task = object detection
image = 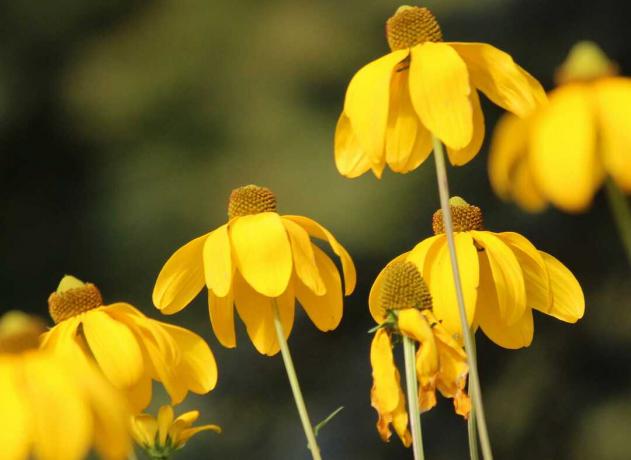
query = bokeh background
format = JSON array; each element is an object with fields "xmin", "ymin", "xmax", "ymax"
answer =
[{"xmin": 1, "ymin": 0, "xmax": 631, "ymax": 458}]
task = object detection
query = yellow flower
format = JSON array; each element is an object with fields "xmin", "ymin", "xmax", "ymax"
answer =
[
  {"xmin": 370, "ymin": 262, "xmax": 469, "ymax": 446},
  {"xmin": 41, "ymin": 275, "xmax": 217, "ymax": 412},
  {"xmin": 335, "ymin": 5, "xmax": 545, "ymax": 178},
  {"xmin": 0, "ymin": 311, "xmax": 131, "ymax": 460},
  {"xmin": 489, "ymin": 41, "xmax": 631, "ymax": 212},
  {"xmin": 153, "ymin": 184, "xmax": 356, "ymax": 356},
  {"xmin": 370, "ymin": 197, "xmax": 585, "ymax": 349},
  {"xmin": 132, "ymin": 404, "xmax": 220, "ymax": 458}
]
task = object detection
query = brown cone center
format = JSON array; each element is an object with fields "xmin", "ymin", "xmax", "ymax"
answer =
[
  {"xmin": 379, "ymin": 261, "xmax": 432, "ymax": 312},
  {"xmin": 48, "ymin": 284, "xmax": 103, "ymax": 324},
  {"xmin": 228, "ymin": 185, "xmax": 277, "ymax": 219},
  {"xmin": 432, "ymin": 200, "xmax": 484, "ymax": 234},
  {"xmin": 386, "ymin": 6, "xmax": 443, "ymax": 51}
]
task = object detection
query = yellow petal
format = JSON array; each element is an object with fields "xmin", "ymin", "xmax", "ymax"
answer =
[
  {"xmin": 295, "ymin": 246, "xmax": 343, "ymax": 331},
  {"xmin": 230, "ymin": 212, "xmax": 292, "ymax": 297},
  {"xmin": 368, "ymin": 252, "xmax": 410, "ymax": 323},
  {"xmin": 472, "ymin": 231, "xmax": 526, "ymax": 325},
  {"xmin": 0, "ymin": 360, "xmax": 30, "ymax": 460},
  {"xmin": 397, "ymin": 309, "xmax": 439, "ymax": 379},
  {"xmin": 335, "ymin": 113, "xmax": 374, "ymax": 178},
  {"xmin": 282, "ymin": 218, "xmax": 325, "ymax": 295},
  {"xmin": 127, "ymin": 374, "xmax": 153, "ymax": 414},
  {"xmin": 593, "ymin": 77, "xmax": 631, "ymax": 190},
  {"xmin": 530, "ymin": 84, "xmax": 601, "ymax": 212},
  {"xmin": 82, "ymin": 310, "xmax": 144, "ymax": 388},
  {"xmin": 157, "ymin": 405, "xmax": 174, "ymax": 446},
  {"xmin": 283, "ymin": 215, "xmax": 356, "ymax": 295},
  {"xmin": 449, "ymin": 42, "xmax": 546, "ymax": 117},
  {"xmin": 539, "ymin": 251, "xmax": 585, "ymax": 322},
  {"xmin": 344, "ymin": 50, "xmax": 409, "ymax": 164},
  {"xmin": 370, "ymin": 329, "xmax": 399, "ymax": 413},
  {"xmin": 153, "ymin": 233, "xmax": 207, "ymax": 314},
  {"xmin": 208, "ymin": 289, "xmax": 236, "ymax": 348},
  {"xmin": 406, "ymin": 234, "xmax": 443, "ymax": 273},
  {"xmin": 179, "ymin": 424, "xmax": 222, "ymax": 444},
  {"xmin": 409, "ymin": 42, "xmax": 473, "ymax": 149},
  {"xmin": 475, "ymin": 253, "xmax": 534, "ymax": 349},
  {"xmin": 429, "ymin": 234, "xmax": 478, "ymax": 339},
  {"xmin": 233, "ymin": 274, "xmax": 294, "ymax": 356},
  {"xmin": 385, "ymin": 70, "xmax": 432, "ymax": 173},
  {"xmin": 203, "ymin": 224, "xmax": 233, "ymax": 298},
  {"xmin": 173, "ymin": 410, "xmax": 199, "ymax": 429},
  {"xmin": 446, "ymin": 87, "xmax": 485, "ymax": 165},
  {"xmin": 132, "ymin": 414, "xmax": 158, "ymax": 447}
]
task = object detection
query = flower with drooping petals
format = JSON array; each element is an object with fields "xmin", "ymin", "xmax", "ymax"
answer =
[
  {"xmin": 335, "ymin": 5, "xmax": 545, "ymax": 178},
  {"xmin": 153, "ymin": 184, "xmax": 356, "ymax": 356},
  {"xmin": 41, "ymin": 275, "xmax": 217, "ymax": 412}
]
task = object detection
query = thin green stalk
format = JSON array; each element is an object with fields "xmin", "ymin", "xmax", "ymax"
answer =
[
  {"xmin": 403, "ymin": 336, "xmax": 425, "ymax": 460},
  {"xmin": 467, "ymin": 332, "xmax": 479, "ymax": 460},
  {"xmin": 272, "ymin": 301, "xmax": 322, "ymax": 460},
  {"xmin": 432, "ymin": 136, "xmax": 493, "ymax": 460},
  {"xmin": 605, "ymin": 177, "xmax": 631, "ymax": 265}
]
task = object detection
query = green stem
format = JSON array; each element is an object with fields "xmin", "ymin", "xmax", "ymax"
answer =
[
  {"xmin": 467, "ymin": 332, "xmax": 479, "ymax": 460},
  {"xmin": 403, "ymin": 336, "xmax": 425, "ymax": 460},
  {"xmin": 272, "ymin": 301, "xmax": 322, "ymax": 460},
  {"xmin": 431, "ymin": 137, "xmax": 493, "ymax": 460},
  {"xmin": 605, "ymin": 178, "xmax": 631, "ymax": 265}
]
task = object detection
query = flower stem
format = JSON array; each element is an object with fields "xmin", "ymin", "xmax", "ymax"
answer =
[
  {"xmin": 272, "ymin": 301, "xmax": 322, "ymax": 460},
  {"xmin": 467, "ymin": 332, "xmax": 479, "ymax": 460},
  {"xmin": 403, "ymin": 336, "xmax": 425, "ymax": 460},
  {"xmin": 431, "ymin": 136, "xmax": 493, "ymax": 460},
  {"xmin": 605, "ymin": 177, "xmax": 631, "ymax": 265}
]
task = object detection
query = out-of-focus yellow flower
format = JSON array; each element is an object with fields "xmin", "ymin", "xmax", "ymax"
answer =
[
  {"xmin": 41, "ymin": 275, "xmax": 217, "ymax": 412},
  {"xmin": 490, "ymin": 41, "xmax": 631, "ymax": 212},
  {"xmin": 370, "ymin": 262, "xmax": 469, "ymax": 446},
  {"xmin": 153, "ymin": 184, "xmax": 356, "ymax": 356},
  {"xmin": 335, "ymin": 5, "xmax": 545, "ymax": 178},
  {"xmin": 132, "ymin": 404, "xmax": 220, "ymax": 459},
  {"xmin": 0, "ymin": 311, "xmax": 131, "ymax": 460},
  {"xmin": 371, "ymin": 198, "xmax": 585, "ymax": 349}
]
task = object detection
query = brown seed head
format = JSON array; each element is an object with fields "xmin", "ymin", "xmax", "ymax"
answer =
[
  {"xmin": 555, "ymin": 41, "xmax": 618, "ymax": 85},
  {"xmin": 386, "ymin": 6, "xmax": 443, "ymax": 51},
  {"xmin": 379, "ymin": 261, "xmax": 432, "ymax": 312},
  {"xmin": 228, "ymin": 185, "xmax": 277, "ymax": 219},
  {"xmin": 48, "ymin": 276, "xmax": 104, "ymax": 324},
  {"xmin": 0, "ymin": 311, "xmax": 47, "ymax": 353},
  {"xmin": 432, "ymin": 197, "xmax": 483, "ymax": 234}
]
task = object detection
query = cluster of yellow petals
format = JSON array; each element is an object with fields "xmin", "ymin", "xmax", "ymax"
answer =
[
  {"xmin": 153, "ymin": 185, "xmax": 356, "ymax": 356},
  {"xmin": 335, "ymin": 5, "xmax": 546, "ymax": 179},
  {"xmin": 0, "ymin": 311, "xmax": 131, "ymax": 460},
  {"xmin": 41, "ymin": 275, "xmax": 217, "ymax": 412},
  {"xmin": 490, "ymin": 41, "xmax": 631, "ymax": 212}
]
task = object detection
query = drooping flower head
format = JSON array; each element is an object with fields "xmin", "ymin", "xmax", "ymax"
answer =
[
  {"xmin": 153, "ymin": 184, "xmax": 356, "ymax": 356},
  {"xmin": 489, "ymin": 41, "xmax": 631, "ymax": 212},
  {"xmin": 0, "ymin": 311, "xmax": 131, "ymax": 460},
  {"xmin": 372, "ymin": 197, "xmax": 585, "ymax": 349},
  {"xmin": 132, "ymin": 404, "xmax": 220, "ymax": 459},
  {"xmin": 335, "ymin": 5, "xmax": 546, "ymax": 178},
  {"xmin": 369, "ymin": 261, "xmax": 470, "ymax": 446},
  {"xmin": 41, "ymin": 275, "xmax": 217, "ymax": 412}
]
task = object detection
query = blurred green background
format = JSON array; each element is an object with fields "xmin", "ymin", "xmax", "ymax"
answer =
[{"xmin": 1, "ymin": 0, "xmax": 630, "ymax": 458}]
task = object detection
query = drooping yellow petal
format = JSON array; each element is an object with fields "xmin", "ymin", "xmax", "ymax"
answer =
[
  {"xmin": 230, "ymin": 212, "xmax": 292, "ymax": 297},
  {"xmin": 295, "ymin": 246, "xmax": 343, "ymax": 331},
  {"xmin": 283, "ymin": 215, "xmax": 356, "ymax": 295},
  {"xmin": 539, "ymin": 251, "xmax": 585, "ymax": 323},
  {"xmin": 370, "ymin": 329, "xmax": 400, "ymax": 413},
  {"xmin": 449, "ymin": 42, "xmax": 546, "ymax": 117},
  {"xmin": 208, "ymin": 289, "xmax": 236, "ymax": 348},
  {"xmin": 81, "ymin": 310, "xmax": 144, "ymax": 388},
  {"xmin": 282, "ymin": 218, "xmax": 325, "ymax": 295},
  {"xmin": 397, "ymin": 309, "xmax": 439, "ymax": 382},
  {"xmin": 429, "ymin": 234, "xmax": 478, "ymax": 339},
  {"xmin": 409, "ymin": 42, "xmax": 473, "ymax": 149},
  {"xmin": 334, "ymin": 113, "xmax": 375, "ymax": 178},
  {"xmin": 446, "ymin": 87, "xmax": 485, "ymax": 165},
  {"xmin": 157, "ymin": 405, "xmax": 174, "ymax": 446},
  {"xmin": 593, "ymin": 77, "xmax": 631, "ymax": 190},
  {"xmin": 126, "ymin": 373, "xmax": 153, "ymax": 414},
  {"xmin": 488, "ymin": 113, "xmax": 528, "ymax": 199},
  {"xmin": 132, "ymin": 414, "xmax": 158, "ymax": 447},
  {"xmin": 368, "ymin": 252, "xmax": 410, "ymax": 323},
  {"xmin": 153, "ymin": 233, "xmax": 207, "ymax": 314},
  {"xmin": 406, "ymin": 234, "xmax": 443, "ymax": 275},
  {"xmin": 471, "ymin": 231, "xmax": 526, "ymax": 325},
  {"xmin": 343, "ymin": 50, "xmax": 409, "ymax": 165},
  {"xmin": 0, "ymin": 360, "xmax": 30, "ymax": 460},
  {"xmin": 530, "ymin": 84, "xmax": 601, "ymax": 212},
  {"xmin": 475, "ymin": 253, "xmax": 534, "ymax": 349},
  {"xmin": 203, "ymin": 224, "xmax": 233, "ymax": 298}
]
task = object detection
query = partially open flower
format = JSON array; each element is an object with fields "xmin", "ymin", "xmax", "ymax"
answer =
[
  {"xmin": 153, "ymin": 184, "xmax": 356, "ymax": 356},
  {"xmin": 370, "ymin": 262, "xmax": 469, "ymax": 446},
  {"xmin": 336, "ymin": 5, "xmax": 545, "ymax": 178},
  {"xmin": 0, "ymin": 311, "xmax": 131, "ymax": 460},
  {"xmin": 370, "ymin": 197, "xmax": 585, "ymax": 348},
  {"xmin": 489, "ymin": 41, "xmax": 631, "ymax": 212},
  {"xmin": 41, "ymin": 275, "xmax": 217, "ymax": 412}
]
